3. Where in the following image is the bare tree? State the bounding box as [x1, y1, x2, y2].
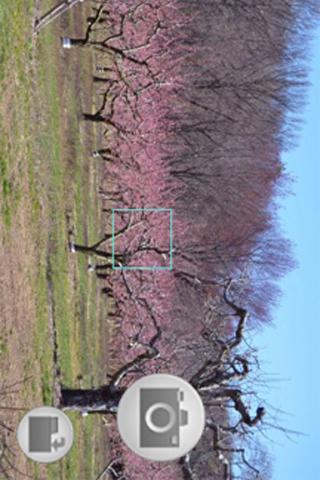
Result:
[57, 280, 269, 479]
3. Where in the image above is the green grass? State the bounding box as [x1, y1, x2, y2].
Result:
[33, 19, 104, 480]
[0, 1, 33, 81]
[0, 1, 34, 226]
[0, 1, 106, 479]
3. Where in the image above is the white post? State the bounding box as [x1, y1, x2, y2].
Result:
[61, 37, 72, 49]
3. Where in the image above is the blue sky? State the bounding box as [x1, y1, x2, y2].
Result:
[255, 30, 320, 480]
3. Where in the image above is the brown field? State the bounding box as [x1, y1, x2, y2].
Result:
[0, 1, 111, 478]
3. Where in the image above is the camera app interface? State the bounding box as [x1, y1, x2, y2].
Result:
[0, 1, 319, 479]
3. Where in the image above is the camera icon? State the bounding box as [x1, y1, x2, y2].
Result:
[140, 388, 188, 448]
[17, 407, 74, 463]
[117, 374, 205, 462]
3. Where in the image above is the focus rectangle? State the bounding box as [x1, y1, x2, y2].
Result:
[111, 208, 173, 271]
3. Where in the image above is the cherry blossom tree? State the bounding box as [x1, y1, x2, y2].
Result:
[58, 1, 320, 479]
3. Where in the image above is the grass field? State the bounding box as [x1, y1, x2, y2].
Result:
[0, 1, 110, 479]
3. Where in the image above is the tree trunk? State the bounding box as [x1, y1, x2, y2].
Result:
[59, 386, 125, 414]
[93, 76, 113, 84]
[82, 113, 105, 123]
[69, 37, 88, 47]
[73, 243, 112, 260]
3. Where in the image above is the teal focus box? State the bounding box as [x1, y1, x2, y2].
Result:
[111, 208, 173, 270]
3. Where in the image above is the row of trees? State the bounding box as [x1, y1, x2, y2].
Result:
[59, 0, 319, 479]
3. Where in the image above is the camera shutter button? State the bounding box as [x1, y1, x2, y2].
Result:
[145, 403, 177, 434]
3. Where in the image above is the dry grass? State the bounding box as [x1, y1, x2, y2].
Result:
[0, 1, 110, 478]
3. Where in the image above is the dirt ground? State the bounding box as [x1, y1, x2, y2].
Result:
[0, 1, 111, 479]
